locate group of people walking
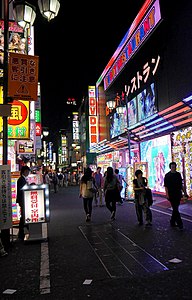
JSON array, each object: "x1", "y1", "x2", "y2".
[
  {"x1": 79, "y1": 166, "x2": 122, "y2": 222},
  {"x1": 0, "y1": 161, "x2": 187, "y2": 258},
  {"x1": 79, "y1": 162, "x2": 187, "y2": 230}
]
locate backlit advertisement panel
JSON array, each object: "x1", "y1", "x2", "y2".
[
  {"x1": 89, "y1": 86, "x2": 98, "y2": 151},
  {"x1": 110, "y1": 109, "x2": 127, "y2": 139},
  {"x1": 99, "y1": 0, "x2": 161, "y2": 90},
  {"x1": 140, "y1": 135, "x2": 171, "y2": 192}
]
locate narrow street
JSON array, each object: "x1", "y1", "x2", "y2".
[{"x1": 0, "y1": 185, "x2": 192, "y2": 299}]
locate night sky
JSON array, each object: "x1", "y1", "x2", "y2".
[{"x1": 34, "y1": 0, "x2": 145, "y2": 140}]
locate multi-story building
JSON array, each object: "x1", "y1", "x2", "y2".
[{"x1": 88, "y1": 0, "x2": 192, "y2": 198}]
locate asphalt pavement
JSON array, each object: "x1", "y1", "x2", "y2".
[{"x1": 0, "y1": 185, "x2": 192, "y2": 300}]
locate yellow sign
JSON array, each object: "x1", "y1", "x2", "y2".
[
  {"x1": 8, "y1": 53, "x2": 39, "y2": 101},
  {"x1": 7, "y1": 100, "x2": 30, "y2": 139}
]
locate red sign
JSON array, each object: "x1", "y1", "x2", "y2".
[{"x1": 8, "y1": 100, "x2": 28, "y2": 125}]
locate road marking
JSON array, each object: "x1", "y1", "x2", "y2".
[
  {"x1": 79, "y1": 224, "x2": 168, "y2": 278},
  {"x1": 151, "y1": 207, "x2": 192, "y2": 222},
  {"x1": 40, "y1": 223, "x2": 50, "y2": 295}
]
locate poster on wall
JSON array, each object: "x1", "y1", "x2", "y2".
[
  {"x1": 140, "y1": 135, "x2": 172, "y2": 192},
  {"x1": 110, "y1": 110, "x2": 127, "y2": 139}
]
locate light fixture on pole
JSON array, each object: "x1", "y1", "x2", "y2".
[
  {"x1": 13, "y1": 1, "x2": 36, "y2": 29},
  {"x1": 2, "y1": 0, "x2": 60, "y2": 165},
  {"x1": 2, "y1": 0, "x2": 60, "y2": 247},
  {"x1": 38, "y1": 0, "x2": 60, "y2": 21},
  {"x1": 116, "y1": 103, "x2": 125, "y2": 115},
  {"x1": 124, "y1": 95, "x2": 131, "y2": 165},
  {"x1": 106, "y1": 95, "x2": 131, "y2": 164},
  {"x1": 106, "y1": 99, "x2": 116, "y2": 110}
]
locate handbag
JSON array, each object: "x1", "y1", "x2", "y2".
[
  {"x1": 87, "y1": 180, "x2": 98, "y2": 194},
  {"x1": 145, "y1": 188, "x2": 153, "y2": 206}
]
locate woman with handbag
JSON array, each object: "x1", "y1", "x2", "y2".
[
  {"x1": 103, "y1": 166, "x2": 121, "y2": 220},
  {"x1": 79, "y1": 167, "x2": 97, "y2": 222},
  {"x1": 133, "y1": 169, "x2": 152, "y2": 227}
]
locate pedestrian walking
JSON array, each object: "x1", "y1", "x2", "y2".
[
  {"x1": 114, "y1": 168, "x2": 128, "y2": 204},
  {"x1": 52, "y1": 172, "x2": 58, "y2": 193},
  {"x1": 93, "y1": 166, "x2": 104, "y2": 207},
  {"x1": 57, "y1": 172, "x2": 64, "y2": 187},
  {"x1": 164, "y1": 161, "x2": 187, "y2": 230},
  {"x1": 44, "y1": 170, "x2": 51, "y2": 192},
  {"x1": 79, "y1": 167, "x2": 97, "y2": 222},
  {"x1": 16, "y1": 165, "x2": 30, "y2": 240},
  {"x1": 103, "y1": 166, "x2": 121, "y2": 220},
  {"x1": 133, "y1": 169, "x2": 152, "y2": 227}
]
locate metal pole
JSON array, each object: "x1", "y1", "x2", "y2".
[
  {"x1": 1, "y1": 0, "x2": 10, "y2": 250},
  {"x1": 3, "y1": 0, "x2": 9, "y2": 165},
  {"x1": 125, "y1": 96, "x2": 131, "y2": 164}
]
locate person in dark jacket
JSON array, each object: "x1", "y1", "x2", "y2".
[
  {"x1": 164, "y1": 162, "x2": 187, "y2": 230},
  {"x1": 103, "y1": 166, "x2": 121, "y2": 220},
  {"x1": 133, "y1": 169, "x2": 152, "y2": 227},
  {"x1": 16, "y1": 165, "x2": 30, "y2": 240}
]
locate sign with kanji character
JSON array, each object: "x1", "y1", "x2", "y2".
[
  {"x1": 7, "y1": 100, "x2": 30, "y2": 139},
  {"x1": 23, "y1": 184, "x2": 50, "y2": 224},
  {"x1": 8, "y1": 52, "x2": 39, "y2": 101}
]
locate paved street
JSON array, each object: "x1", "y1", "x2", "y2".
[{"x1": 0, "y1": 185, "x2": 192, "y2": 299}]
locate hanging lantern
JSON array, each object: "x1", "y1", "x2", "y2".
[
  {"x1": 38, "y1": 0, "x2": 60, "y2": 21},
  {"x1": 13, "y1": 2, "x2": 36, "y2": 29},
  {"x1": 116, "y1": 104, "x2": 125, "y2": 114},
  {"x1": 106, "y1": 99, "x2": 116, "y2": 110}
]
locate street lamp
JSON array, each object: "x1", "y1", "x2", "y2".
[
  {"x1": 1, "y1": 0, "x2": 60, "y2": 248},
  {"x1": 106, "y1": 95, "x2": 132, "y2": 164},
  {"x1": 106, "y1": 99, "x2": 116, "y2": 110}
]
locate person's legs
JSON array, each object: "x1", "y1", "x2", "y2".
[
  {"x1": 94, "y1": 192, "x2": 98, "y2": 207},
  {"x1": 105, "y1": 190, "x2": 113, "y2": 213},
  {"x1": 105, "y1": 199, "x2": 112, "y2": 213},
  {"x1": 87, "y1": 198, "x2": 93, "y2": 219},
  {"x1": 83, "y1": 198, "x2": 89, "y2": 215},
  {"x1": 135, "y1": 201, "x2": 143, "y2": 224},
  {"x1": 111, "y1": 199, "x2": 116, "y2": 220},
  {"x1": 143, "y1": 204, "x2": 152, "y2": 226},
  {"x1": 98, "y1": 188, "x2": 103, "y2": 206},
  {"x1": 18, "y1": 205, "x2": 25, "y2": 239},
  {"x1": 172, "y1": 202, "x2": 183, "y2": 228},
  {"x1": 83, "y1": 198, "x2": 92, "y2": 221},
  {"x1": 0, "y1": 237, "x2": 8, "y2": 257}
]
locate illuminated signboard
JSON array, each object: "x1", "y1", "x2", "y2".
[
  {"x1": 89, "y1": 86, "x2": 98, "y2": 151},
  {"x1": 72, "y1": 113, "x2": 79, "y2": 141},
  {"x1": 17, "y1": 120, "x2": 35, "y2": 154},
  {"x1": 23, "y1": 184, "x2": 50, "y2": 224},
  {"x1": 35, "y1": 122, "x2": 41, "y2": 136},
  {"x1": 7, "y1": 100, "x2": 30, "y2": 139},
  {"x1": 96, "y1": 0, "x2": 161, "y2": 90},
  {"x1": 8, "y1": 52, "x2": 39, "y2": 101},
  {"x1": 0, "y1": 20, "x2": 25, "y2": 73}
]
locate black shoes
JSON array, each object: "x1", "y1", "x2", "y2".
[{"x1": 170, "y1": 221, "x2": 183, "y2": 230}]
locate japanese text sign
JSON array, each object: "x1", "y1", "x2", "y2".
[
  {"x1": 23, "y1": 185, "x2": 50, "y2": 224},
  {"x1": 8, "y1": 53, "x2": 39, "y2": 101}
]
